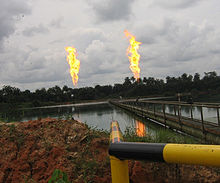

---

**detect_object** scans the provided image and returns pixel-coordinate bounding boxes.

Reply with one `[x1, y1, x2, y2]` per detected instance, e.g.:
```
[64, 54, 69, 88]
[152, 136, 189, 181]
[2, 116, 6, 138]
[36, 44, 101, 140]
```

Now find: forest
[0, 71, 220, 107]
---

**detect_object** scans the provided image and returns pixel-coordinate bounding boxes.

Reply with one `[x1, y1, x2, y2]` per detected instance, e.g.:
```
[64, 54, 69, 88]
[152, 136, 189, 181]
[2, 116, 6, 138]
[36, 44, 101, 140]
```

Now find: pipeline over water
[109, 100, 220, 144]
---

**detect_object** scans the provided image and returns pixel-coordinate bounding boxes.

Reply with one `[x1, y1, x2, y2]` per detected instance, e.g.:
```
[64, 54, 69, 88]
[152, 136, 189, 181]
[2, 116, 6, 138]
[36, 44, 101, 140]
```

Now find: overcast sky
[1, 0, 220, 91]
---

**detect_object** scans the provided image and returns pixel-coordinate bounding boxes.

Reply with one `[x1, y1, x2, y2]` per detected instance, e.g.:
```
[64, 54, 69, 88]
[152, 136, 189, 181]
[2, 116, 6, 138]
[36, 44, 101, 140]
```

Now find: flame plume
[135, 120, 146, 137]
[65, 46, 80, 86]
[124, 30, 141, 81]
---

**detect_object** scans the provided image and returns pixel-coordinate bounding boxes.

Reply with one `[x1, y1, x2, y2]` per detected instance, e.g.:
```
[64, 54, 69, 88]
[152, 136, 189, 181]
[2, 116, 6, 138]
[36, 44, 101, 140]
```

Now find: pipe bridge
[109, 100, 220, 144]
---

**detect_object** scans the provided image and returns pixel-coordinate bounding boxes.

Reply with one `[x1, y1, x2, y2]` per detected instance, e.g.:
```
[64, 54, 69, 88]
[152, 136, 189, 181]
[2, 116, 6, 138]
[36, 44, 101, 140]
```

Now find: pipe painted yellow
[163, 144, 220, 167]
[110, 156, 129, 183]
[111, 131, 123, 138]
[110, 121, 129, 183]
[110, 121, 123, 143]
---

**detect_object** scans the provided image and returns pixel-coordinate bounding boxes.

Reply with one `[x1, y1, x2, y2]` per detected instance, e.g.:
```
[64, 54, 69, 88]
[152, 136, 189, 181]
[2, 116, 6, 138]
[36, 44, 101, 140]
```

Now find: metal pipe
[153, 104, 156, 117]
[200, 106, 205, 137]
[177, 104, 181, 129]
[174, 105, 176, 116]
[217, 108, 220, 126]
[110, 121, 129, 183]
[109, 142, 220, 167]
[163, 104, 166, 127]
[141, 100, 220, 109]
[109, 142, 165, 161]
[190, 105, 193, 120]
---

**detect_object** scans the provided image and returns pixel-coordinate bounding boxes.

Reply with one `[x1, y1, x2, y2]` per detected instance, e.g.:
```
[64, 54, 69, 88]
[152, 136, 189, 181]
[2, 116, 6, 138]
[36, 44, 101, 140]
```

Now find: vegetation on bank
[1, 71, 220, 108]
[123, 127, 198, 144]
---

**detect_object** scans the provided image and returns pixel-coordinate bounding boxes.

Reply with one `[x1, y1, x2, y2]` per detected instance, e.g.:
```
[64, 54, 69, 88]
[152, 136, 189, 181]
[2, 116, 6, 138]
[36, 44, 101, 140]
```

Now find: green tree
[2, 85, 21, 103]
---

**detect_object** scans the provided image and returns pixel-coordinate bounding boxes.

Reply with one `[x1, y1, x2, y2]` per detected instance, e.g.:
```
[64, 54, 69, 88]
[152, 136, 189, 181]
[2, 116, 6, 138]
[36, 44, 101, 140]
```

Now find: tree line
[0, 71, 219, 106]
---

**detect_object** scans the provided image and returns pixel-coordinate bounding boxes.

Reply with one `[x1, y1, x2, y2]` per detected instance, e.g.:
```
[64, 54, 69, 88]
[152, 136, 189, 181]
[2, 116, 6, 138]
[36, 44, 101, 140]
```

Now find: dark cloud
[0, 0, 31, 50]
[154, 0, 202, 9]
[22, 24, 49, 37]
[138, 18, 220, 80]
[87, 0, 134, 22]
[0, 48, 67, 84]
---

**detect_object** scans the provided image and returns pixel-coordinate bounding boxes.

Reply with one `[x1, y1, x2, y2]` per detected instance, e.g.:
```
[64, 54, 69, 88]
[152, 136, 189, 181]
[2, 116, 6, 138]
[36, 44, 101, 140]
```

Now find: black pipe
[109, 142, 165, 162]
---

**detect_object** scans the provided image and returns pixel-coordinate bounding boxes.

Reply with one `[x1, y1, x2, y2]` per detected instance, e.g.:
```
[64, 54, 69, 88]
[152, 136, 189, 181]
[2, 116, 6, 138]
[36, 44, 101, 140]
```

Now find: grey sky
[0, 0, 220, 90]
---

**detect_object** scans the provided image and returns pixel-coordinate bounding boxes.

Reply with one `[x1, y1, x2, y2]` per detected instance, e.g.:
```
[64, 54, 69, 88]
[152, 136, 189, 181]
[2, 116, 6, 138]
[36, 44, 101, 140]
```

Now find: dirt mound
[0, 118, 219, 183]
[129, 161, 220, 183]
[0, 118, 110, 183]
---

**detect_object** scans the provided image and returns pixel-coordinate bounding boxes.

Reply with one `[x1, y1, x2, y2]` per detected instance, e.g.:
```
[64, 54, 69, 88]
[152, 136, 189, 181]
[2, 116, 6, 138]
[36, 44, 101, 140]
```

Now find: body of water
[0, 103, 157, 133]
[0, 102, 212, 141]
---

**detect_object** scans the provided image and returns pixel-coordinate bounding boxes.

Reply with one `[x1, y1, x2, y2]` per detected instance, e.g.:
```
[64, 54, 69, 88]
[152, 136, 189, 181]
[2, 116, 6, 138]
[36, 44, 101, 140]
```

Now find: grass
[48, 169, 70, 183]
[153, 129, 197, 144]
[123, 126, 198, 144]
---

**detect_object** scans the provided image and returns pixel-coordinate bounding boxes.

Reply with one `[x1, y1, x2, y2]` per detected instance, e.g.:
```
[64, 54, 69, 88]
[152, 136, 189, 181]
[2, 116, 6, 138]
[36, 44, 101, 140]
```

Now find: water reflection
[0, 103, 135, 132]
[135, 120, 146, 137]
[2, 101, 218, 140]
[0, 102, 201, 142]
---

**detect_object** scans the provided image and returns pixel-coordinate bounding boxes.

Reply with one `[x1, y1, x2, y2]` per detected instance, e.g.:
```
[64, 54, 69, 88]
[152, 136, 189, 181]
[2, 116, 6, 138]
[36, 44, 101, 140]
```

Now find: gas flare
[65, 46, 80, 86]
[135, 120, 146, 137]
[124, 30, 141, 81]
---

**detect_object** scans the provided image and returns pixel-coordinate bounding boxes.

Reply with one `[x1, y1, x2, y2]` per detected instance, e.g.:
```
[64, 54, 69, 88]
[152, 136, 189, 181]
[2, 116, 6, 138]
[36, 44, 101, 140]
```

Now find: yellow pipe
[110, 121, 129, 183]
[110, 156, 129, 183]
[110, 121, 123, 143]
[163, 144, 220, 167]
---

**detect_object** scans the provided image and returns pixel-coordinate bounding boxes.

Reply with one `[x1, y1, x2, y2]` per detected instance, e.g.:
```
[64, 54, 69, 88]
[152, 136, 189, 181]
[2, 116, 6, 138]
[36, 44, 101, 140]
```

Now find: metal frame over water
[110, 100, 220, 144]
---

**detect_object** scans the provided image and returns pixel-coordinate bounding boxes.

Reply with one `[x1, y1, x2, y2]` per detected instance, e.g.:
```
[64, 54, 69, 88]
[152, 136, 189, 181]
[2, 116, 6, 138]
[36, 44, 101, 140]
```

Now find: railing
[123, 100, 220, 126]
[109, 121, 220, 183]
[110, 100, 220, 144]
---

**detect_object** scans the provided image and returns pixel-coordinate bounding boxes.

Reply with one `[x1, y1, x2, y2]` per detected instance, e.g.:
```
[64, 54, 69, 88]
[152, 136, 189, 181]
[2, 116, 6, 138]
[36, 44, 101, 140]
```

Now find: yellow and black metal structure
[109, 142, 220, 167]
[110, 121, 123, 143]
[110, 121, 129, 183]
[109, 121, 220, 182]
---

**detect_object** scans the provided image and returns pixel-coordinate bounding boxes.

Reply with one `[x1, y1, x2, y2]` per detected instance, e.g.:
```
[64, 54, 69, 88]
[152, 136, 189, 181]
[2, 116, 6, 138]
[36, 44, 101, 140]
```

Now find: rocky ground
[0, 118, 219, 183]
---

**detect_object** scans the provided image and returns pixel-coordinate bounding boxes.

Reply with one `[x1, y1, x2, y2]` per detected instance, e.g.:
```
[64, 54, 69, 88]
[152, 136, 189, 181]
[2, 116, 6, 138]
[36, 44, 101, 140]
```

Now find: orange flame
[135, 120, 146, 137]
[65, 46, 80, 86]
[124, 30, 141, 81]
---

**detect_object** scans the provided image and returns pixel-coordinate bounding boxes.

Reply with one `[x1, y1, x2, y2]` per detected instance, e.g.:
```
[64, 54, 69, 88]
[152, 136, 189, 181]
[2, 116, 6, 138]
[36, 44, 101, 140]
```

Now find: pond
[0, 102, 158, 133]
[0, 102, 203, 142]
